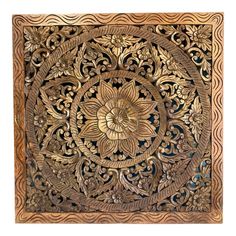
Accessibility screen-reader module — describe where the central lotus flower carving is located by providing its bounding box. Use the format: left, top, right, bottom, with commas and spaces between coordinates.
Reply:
98, 98, 139, 140
79, 80, 157, 158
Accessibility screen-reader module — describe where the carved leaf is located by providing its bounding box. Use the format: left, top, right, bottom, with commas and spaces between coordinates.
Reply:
120, 170, 149, 196
40, 88, 66, 120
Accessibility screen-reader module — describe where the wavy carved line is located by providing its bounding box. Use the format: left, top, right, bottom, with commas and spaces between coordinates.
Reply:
13, 13, 223, 223
16, 210, 222, 223
13, 13, 27, 223
15, 170, 25, 209
13, 13, 224, 26
211, 12, 223, 213
13, 32, 23, 83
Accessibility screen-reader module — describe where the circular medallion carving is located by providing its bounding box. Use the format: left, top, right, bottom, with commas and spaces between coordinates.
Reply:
25, 25, 211, 212
70, 70, 166, 168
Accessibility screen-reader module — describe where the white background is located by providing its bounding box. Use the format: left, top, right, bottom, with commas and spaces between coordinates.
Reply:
0, 0, 234, 234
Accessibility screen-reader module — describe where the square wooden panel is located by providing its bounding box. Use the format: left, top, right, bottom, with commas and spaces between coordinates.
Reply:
13, 13, 223, 223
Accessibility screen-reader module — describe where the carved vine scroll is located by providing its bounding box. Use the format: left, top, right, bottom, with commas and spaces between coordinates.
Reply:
13, 13, 223, 223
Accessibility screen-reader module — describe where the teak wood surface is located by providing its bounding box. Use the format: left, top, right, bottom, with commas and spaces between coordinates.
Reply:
13, 13, 223, 223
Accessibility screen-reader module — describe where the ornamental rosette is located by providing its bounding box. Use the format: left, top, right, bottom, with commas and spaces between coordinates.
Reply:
79, 80, 157, 158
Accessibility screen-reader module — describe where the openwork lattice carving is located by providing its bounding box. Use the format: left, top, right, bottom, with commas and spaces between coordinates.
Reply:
13, 13, 223, 223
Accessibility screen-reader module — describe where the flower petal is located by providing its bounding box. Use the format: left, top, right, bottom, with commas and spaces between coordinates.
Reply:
192, 96, 202, 114
119, 137, 138, 157
135, 120, 156, 140
97, 81, 116, 103
119, 80, 139, 102
98, 136, 118, 158
97, 106, 109, 133
135, 99, 157, 118
118, 130, 130, 140
79, 98, 102, 119
117, 98, 129, 108
105, 98, 117, 110
97, 105, 109, 118
112, 47, 122, 57
127, 119, 138, 132
98, 118, 108, 133
79, 120, 103, 140
94, 35, 113, 47
106, 129, 119, 140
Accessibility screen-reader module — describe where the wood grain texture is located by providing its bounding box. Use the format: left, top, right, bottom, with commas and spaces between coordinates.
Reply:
13, 13, 223, 223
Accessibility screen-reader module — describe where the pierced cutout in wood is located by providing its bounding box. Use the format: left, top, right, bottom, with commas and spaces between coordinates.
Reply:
13, 13, 223, 223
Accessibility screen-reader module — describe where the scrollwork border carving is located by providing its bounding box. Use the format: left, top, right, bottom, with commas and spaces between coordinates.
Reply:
13, 13, 223, 223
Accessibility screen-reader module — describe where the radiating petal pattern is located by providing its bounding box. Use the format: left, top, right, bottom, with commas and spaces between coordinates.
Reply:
79, 120, 103, 140
97, 80, 117, 103
135, 99, 157, 118
119, 80, 139, 102
79, 80, 158, 156
79, 98, 102, 119
119, 137, 138, 157
135, 120, 156, 140
98, 136, 118, 158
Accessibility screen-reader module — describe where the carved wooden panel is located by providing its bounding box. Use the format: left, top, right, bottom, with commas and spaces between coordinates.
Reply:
13, 13, 223, 223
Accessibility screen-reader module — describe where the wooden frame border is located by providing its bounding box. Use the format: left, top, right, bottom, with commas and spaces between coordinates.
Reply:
13, 13, 223, 223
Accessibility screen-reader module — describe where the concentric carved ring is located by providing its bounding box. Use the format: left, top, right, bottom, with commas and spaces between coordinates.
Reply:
70, 70, 167, 168
25, 24, 211, 212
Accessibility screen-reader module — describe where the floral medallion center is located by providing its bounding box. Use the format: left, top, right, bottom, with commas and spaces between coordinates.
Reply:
78, 79, 159, 159
102, 98, 139, 137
